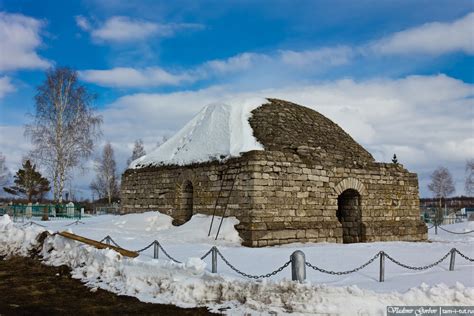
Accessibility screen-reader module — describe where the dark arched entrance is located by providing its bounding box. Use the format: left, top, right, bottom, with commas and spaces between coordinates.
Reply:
337, 189, 362, 243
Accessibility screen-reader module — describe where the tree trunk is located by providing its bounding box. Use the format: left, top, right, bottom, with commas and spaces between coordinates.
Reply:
42, 205, 49, 221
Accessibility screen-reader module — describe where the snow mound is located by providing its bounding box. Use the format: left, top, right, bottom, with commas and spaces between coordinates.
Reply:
0, 214, 45, 257
1, 215, 473, 315
109, 212, 174, 233
0, 213, 11, 225
34, 234, 474, 315
167, 214, 242, 244
130, 97, 267, 168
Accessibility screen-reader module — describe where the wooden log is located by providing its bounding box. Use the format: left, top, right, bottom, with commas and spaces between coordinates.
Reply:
58, 231, 139, 258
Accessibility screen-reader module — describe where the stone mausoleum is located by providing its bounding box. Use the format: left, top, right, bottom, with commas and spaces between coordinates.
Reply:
121, 98, 427, 246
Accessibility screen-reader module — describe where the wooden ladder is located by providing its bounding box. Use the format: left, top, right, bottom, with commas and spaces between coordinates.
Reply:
207, 167, 238, 240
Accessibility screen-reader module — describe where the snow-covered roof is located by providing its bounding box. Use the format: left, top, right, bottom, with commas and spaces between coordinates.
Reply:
129, 97, 267, 168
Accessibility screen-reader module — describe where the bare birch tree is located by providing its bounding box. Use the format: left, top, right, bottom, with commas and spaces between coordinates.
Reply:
90, 142, 119, 204
428, 166, 455, 199
428, 166, 455, 222
0, 152, 10, 187
127, 139, 146, 166
25, 67, 102, 203
465, 159, 474, 196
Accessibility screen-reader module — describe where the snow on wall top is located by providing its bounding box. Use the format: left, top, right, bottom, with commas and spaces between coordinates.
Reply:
129, 97, 268, 168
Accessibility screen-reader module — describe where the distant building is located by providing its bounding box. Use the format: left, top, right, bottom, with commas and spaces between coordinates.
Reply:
461, 207, 474, 216
420, 197, 474, 223
121, 99, 427, 247
420, 197, 474, 210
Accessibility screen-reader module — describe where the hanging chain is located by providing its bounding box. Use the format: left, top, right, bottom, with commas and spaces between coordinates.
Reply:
135, 241, 157, 253
216, 248, 290, 279
384, 251, 451, 270
200, 248, 213, 260
105, 236, 122, 248
305, 252, 381, 275
157, 243, 182, 263
455, 249, 474, 262
438, 226, 474, 235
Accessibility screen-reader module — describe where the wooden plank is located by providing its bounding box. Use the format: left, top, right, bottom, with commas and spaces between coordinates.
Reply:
58, 231, 139, 258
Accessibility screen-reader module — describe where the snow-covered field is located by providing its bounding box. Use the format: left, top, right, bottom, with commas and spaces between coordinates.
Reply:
1, 212, 473, 315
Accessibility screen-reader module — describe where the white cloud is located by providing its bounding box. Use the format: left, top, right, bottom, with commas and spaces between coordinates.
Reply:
2, 74, 471, 197
75, 15, 91, 31
370, 12, 474, 55
77, 16, 203, 43
78, 13, 474, 88
79, 67, 195, 87
0, 125, 31, 174
0, 76, 15, 98
79, 53, 266, 88
279, 46, 353, 67
79, 48, 350, 88
201, 53, 269, 74
0, 12, 50, 71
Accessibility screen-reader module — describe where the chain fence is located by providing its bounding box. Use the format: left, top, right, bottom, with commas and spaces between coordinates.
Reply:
134, 241, 156, 253
384, 250, 451, 270
200, 247, 214, 260
455, 249, 474, 262
99, 235, 122, 248
86, 233, 474, 283
17, 215, 472, 283
425, 223, 474, 234
305, 251, 381, 275
216, 248, 291, 279
438, 226, 474, 235
155, 242, 182, 263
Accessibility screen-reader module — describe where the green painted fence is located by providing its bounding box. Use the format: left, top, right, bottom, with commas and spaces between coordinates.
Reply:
0, 204, 84, 220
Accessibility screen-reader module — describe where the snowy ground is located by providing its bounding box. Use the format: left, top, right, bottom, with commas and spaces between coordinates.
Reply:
1, 212, 473, 315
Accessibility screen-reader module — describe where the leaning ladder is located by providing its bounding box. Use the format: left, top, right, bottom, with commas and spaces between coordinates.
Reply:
207, 166, 229, 237
214, 171, 238, 240
207, 167, 239, 240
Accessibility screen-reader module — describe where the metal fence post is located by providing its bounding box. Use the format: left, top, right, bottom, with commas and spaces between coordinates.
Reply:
449, 248, 456, 271
153, 241, 159, 259
379, 251, 385, 282
211, 247, 218, 273
435, 222, 438, 235
291, 250, 306, 282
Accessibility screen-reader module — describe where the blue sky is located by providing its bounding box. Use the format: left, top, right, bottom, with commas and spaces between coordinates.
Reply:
0, 0, 473, 199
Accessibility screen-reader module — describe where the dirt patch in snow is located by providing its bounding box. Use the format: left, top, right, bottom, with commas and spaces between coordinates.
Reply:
0, 256, 217, 316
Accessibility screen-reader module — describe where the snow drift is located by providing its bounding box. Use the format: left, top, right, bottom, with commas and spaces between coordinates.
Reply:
1, 214, 473, 315
129, 97, 267, 168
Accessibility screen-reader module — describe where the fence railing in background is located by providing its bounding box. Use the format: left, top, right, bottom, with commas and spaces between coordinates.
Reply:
94, 204, 120, 215
426, 223, 474, 235
0, 204, 85, 222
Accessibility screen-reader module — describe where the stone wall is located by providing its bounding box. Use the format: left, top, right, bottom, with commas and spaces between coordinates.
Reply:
121, 156, 255, 231
238, 150, 426, 246
121, 150, 427, 247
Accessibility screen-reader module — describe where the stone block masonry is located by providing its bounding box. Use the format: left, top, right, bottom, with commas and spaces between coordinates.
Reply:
122, 150, 426, 247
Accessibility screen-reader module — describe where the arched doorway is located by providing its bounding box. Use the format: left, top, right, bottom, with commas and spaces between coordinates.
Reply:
337, 189, 362, 243
181, 180, 193, 223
